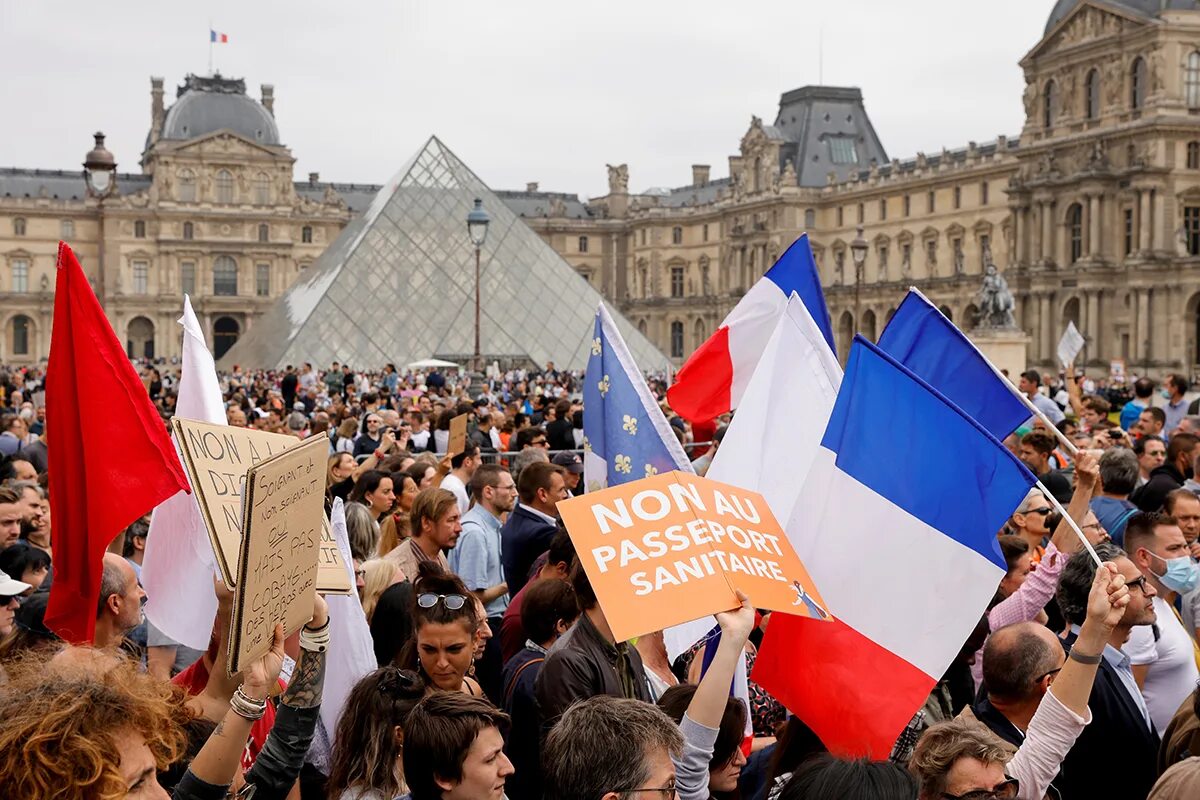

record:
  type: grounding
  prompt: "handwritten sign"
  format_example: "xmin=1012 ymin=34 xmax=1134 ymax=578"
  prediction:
xmin=558 ymin=471 xmax=829 ymax=643
xmin=448 ymin=413 xmax=469 ymax=457
xmin=172 ymin=418 xmax=351 ymax=594
xmin=227 ymin=434 xmax=326 ymax=675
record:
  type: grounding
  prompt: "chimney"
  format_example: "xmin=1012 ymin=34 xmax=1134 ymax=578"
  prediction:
xmin=149 ymin=77 xmax=164 ymax=146
xmin=261 ymin=84 xmax=275 ymax=116
xmin=308 ymin=172 xmax=320 ymax=186
xmin=692 ymin=164 xmax=710 ymax=187
xmin=526 ymin=181 xmax=539 ymax=192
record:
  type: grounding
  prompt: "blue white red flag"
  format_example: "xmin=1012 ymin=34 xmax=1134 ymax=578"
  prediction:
xmin=667 ymin=234 xmax=833 ymax=423
xmin=210 ymin=30 xmax=229 ymax=43
xmin=752 ymin=335 xmax=1036 ymax=757
xmin=876 ymin=289 xmax=1028 ymax=440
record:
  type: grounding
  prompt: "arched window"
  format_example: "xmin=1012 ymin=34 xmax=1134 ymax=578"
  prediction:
xmin=134 ymin=219 xmax=146 ymax=238
xmin=253 ymin=172 xmax=271 ymax=205
xmin=10 ymin=315 xmax=32 ymax=356
xmin=13 ymin=217 xmax=26 ymax=236
xmin=670 ymin=321 xmax=685 ymax=358
xmin=1085 ymin=68 xmax=1101 ymax=120
xmin=213 ymin=316 xmax=240 ymax=360
xmin=213 ymin=256 xmax=238 ymax=296
xmin=258 ymin=223 xmax=269 ymax=243
xmin=1044 ymin=80 xmax=1058 ymax=129
xmin=578 ymin=235 xmax=588 ymax=253
xmin=178 ymin=169 xmax=196 ymax=202
xmin=215 ymin=170 xmax=234 ymax=204
xmin=1189 ymin=142 xmax=1200 ymax=170
xmin=672 ymin=227 xmax=683 ymax=245
xmin=693 ymin=318 xmax=706 ymax=349
xmin=637 ymin=319 xmax=648 ymax=336
xmin=1068 ymin=203 xmax=1084 ymax=263
xmin=1188 ymin=52 xmax=1200 ymax=109
xmin=1131 ymin=57 xmax=1147 ymax=110
xmin=301 ymin=225 xmax=313 ymax=244
xmin=183 ymin=221 xmax=194 ymax=240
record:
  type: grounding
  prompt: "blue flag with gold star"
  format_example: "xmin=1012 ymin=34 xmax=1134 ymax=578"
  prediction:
xmin=583 ymin=304 xmax=693 ymax=491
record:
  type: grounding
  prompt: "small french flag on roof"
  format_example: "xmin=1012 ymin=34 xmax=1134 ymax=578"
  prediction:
xmin=210 ymin=30 xmax=229 ymax=43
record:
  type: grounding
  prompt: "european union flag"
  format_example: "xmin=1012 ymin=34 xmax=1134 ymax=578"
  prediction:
xmin=876 ymin=289 xmax=1029 ymax=441
xmin=583 ymin=304 xmax=693 ymax=491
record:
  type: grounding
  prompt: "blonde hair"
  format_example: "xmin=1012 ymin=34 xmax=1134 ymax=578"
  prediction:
xmin=360 ymin=559 xmax=400 ymax=622
xmin=910 ymin=718 xmax=1011 ymax=798
xmin=0 ymin=649 xmax=190 ymax=799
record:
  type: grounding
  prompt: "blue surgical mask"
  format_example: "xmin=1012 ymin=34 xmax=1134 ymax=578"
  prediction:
xmin=1161 ymin=389 xmax=1172 ymax=400
xmin=1150 ymin=552 xmax=1200 ymax=594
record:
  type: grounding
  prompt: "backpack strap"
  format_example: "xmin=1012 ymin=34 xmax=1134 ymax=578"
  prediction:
xmin=504 ymin=656 xmax=544 ymax=707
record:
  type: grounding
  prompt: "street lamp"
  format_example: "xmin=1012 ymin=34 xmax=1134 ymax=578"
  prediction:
xmin=850 ymin=225 xmax=869 ymax=335
xmin=83 ymin=132 xmax=117 ymax=309
xmin=466 ymin=198 xmax=490 ymax=373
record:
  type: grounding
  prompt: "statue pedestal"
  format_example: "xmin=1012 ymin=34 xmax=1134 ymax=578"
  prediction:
xmin=968 ymin=328 xmax=1031 ymax=380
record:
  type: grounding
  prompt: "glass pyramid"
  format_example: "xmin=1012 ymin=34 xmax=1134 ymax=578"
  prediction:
xmin=220 ymin=136 xmax=670 ymax=372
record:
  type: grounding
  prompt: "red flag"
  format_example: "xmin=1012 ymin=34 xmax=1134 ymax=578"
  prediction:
xmin=45 ymin=242 xmax=189 ymax=644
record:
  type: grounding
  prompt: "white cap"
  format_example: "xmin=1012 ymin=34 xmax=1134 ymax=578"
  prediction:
xmin=0 ymin=570 xmax=31 ymax=597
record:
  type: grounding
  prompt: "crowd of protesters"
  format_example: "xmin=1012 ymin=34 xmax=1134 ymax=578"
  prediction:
xmin=4 ymin=358 xmax=1200 ymax=799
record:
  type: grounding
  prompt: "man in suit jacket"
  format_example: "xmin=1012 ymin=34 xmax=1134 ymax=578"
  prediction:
xmin=1054 ymin=542 xmax=1160 ymax=800
xmin=501 ymin=461 xmax=569 ymax=596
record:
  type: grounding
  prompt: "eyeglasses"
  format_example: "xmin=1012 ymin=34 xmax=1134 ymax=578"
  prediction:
xmin=1034 ymin=667 xmax=1062 ymax=683
xmin=625 ymin=779 xmax=677 ymax=799
xmin=942 ymin=777 xmax=1019 ymax=800
xmin=417 ymin=592 xmax=467 ymax=610
xmin=1025 ymin=507 xmax=1053 ymax=516
xmin=1126 ymin=576 xmax=1150 ymax=593
xmin=531 ymin=439 xmax=548 ymax=447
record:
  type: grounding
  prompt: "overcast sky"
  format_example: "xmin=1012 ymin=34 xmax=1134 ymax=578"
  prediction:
xmin=1 ymin=0 xmax=1055 ymax=199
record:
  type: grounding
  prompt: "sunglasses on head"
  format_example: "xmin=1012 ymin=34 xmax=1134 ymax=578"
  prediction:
xmin=417 ymin=592 xmax=467 ymax=610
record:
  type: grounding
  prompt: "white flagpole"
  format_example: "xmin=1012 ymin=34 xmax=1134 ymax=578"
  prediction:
xmin=1037 ymin=479 xmax=1103 ymax=567
xmin=908 ymin=286 xmax=1079 ymax=457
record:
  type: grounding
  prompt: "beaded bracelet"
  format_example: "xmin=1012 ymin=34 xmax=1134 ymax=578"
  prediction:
xmin=230 ymin=685 xmax=267 ymax=720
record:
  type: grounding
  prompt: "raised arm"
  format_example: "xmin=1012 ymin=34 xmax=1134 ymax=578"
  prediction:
xmin=1049 ymin=449 xmax=1098 ymax=554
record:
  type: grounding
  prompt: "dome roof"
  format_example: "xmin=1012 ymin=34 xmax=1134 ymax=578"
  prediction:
xmin=159 ymin=74 xmax=279 ymax=145
xmin=1046 ymin=0 xmax=1200 ymax=35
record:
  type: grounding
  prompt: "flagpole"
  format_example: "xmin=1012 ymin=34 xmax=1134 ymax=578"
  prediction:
xmin=908 ymin=286 xmax=1079 ymax=457
xmin=1036 ymin=479 xmax=1103 ymax=567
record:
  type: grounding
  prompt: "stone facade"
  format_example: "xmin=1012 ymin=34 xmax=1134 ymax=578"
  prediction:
xmin=0 ymin=75 xmax=372 ymax=363
xmin=7 ymin=2 xmax=1200 ymax=373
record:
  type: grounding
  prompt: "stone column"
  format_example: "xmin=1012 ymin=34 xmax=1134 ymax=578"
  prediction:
xmin=1012 ymin=208 xmax=1023 ymax=265
xmin=1152 ymin=189 xmax=1165 ymax=252
xmin=1139 ymin=190 xmax=1152 ymax=254
xmin=1133 ymin=289 xmax=1149 ymax=361
xmin=1089 ymin=194 xmax=1102 ymax=258
xmin=1087 ymin=291 xmax=1101 ymax=361
xmin=1044 ymin=202 xmax=1056 ymax=264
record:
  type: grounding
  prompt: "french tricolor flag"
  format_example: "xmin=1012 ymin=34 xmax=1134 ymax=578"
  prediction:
xmin=210 ymin=30 xmax=229 ymax=43
xmin=752 ymin=335 xmax=1036 ymax=757
xmin=666 ymin=234 xmax=834 ymax=423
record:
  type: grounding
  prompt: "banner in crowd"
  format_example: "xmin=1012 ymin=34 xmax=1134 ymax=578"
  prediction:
xmin=172 ymin=418 xmax=352 ymax=594
xmin=559 ymin=471 xmax=827 ymax=642
xmin=228 ymin=434 xmax=326 ymax=675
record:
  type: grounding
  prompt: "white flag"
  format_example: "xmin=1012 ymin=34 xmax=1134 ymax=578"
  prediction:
xmin=663 ymin=294 xmax=842 ymax=662
xmin=319 ymin=498 xmax=378 ymax=750
xmin=142 ymin=296 xmax=226 ymax=650
xmin=1057 ymin=321 xmax=1085 ymax=367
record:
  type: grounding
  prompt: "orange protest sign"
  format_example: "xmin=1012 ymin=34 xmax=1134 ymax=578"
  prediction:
xmin=558 ymin=471 xmax=828 ymax=643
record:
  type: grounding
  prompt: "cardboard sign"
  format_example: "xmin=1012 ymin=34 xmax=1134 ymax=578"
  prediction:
xmin=227 ymin=434 xmax=327 ymax=675
xmin=172 ymin=418 xmax=352 ymax=594
xmin=448 ymin=413 xmax=469 ymax=456
xmin=558 ymin=471 xmax=829 ymax=643
xmin=1057 ymin=321 xmax=1085 ymax=368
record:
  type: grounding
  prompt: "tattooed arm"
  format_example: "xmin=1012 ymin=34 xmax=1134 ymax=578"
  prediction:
xmin=238 ymin=595 xmax=330 ymax=800
xmin=174 ymin=625 xmax=286 ymax=800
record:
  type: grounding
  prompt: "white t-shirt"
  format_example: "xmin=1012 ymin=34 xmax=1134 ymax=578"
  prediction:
xmin=441 ymin=473 xmax=470 ymax=513
xmin=1125 ymin=594 xmax=1200 ymax=732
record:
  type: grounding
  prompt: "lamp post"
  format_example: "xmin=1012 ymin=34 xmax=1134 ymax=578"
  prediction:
xmin=466 ymin=198 xmax=490 ymax=373
xmin=850 ymin=225 xmax=868 ymax=335
xmin=83 ymin=132 xmax=117 ymax=310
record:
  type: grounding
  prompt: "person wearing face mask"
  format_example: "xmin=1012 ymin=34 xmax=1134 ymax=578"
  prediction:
xmin=1133 ymin=433 xmax=1200 ymax=513
xmin=1124 ymin=511 xmax=1200 ymax=733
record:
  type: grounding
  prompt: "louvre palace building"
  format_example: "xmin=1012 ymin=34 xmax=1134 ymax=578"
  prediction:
xmin=5 ymin=0 xmax=1200 ymax=375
